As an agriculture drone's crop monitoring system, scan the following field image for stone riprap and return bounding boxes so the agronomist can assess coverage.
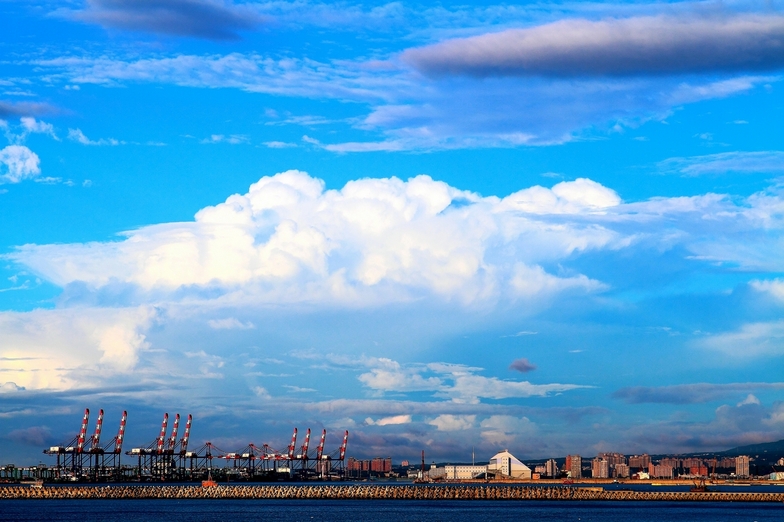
[2,484,784,502]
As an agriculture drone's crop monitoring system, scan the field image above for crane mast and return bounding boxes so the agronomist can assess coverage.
[287,428,298,460]
[339,430,349,461]
[167,413,180,453]
[90,409,104,451]
[316,429,327,460]
[114,411,127,454]
[179,414,192,454]
[76,408,90,453]
[301,428,311,459]
[155,413,169,454]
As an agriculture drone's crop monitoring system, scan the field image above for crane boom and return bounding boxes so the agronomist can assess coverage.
[167,413,180,452]
[90,409,104,450]
[156,413,169,454]
[76,408,90,453]
[339,430,349,461]
[316,429,327,460]
[179,414,192,454]
[301,428,311,459]
[114,411,127,454]
[287,428,298,460]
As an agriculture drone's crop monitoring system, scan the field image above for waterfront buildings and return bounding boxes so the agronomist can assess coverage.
[736,456,750,478]
[591,458,609,479]
[628,454,651,469]
[566,455,582,479]
[544,459,559,478]
[488,450,532,479]
[614,463,630,478]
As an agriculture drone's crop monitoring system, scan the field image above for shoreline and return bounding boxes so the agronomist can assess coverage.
[2,484,784,502]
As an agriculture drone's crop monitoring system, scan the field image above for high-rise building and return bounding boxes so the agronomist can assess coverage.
[592,458,609,478]
[545,459,559,478]
[682,457,703,469]
[613,463,630,478]
[659,457,680,468]
[736,455,750,477]
[598,452,627,466]
[649,463,674,479]
[567,455,582,479]
[628,454,651,469]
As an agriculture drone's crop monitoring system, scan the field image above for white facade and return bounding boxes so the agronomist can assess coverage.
[488,450,532,479]
[444,465,488,480]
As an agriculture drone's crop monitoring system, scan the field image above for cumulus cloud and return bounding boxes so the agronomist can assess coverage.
[0,382,25,393]
[751,278,784,301]
[0,306,157,391]
[612,382,784,404]
[8,171,614,305]
[68,0,264,40]
[659,151,784,176]
[509,358,536,373]
[403,15,784,78]
[0,145,41,183]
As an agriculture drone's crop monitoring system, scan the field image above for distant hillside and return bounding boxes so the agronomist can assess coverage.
[717,439,784,458]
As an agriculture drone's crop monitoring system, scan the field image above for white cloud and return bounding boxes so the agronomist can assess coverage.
[366,414,412,426]
[0,382,25,393]
[0,306,157,391]
[207,317,255,330]
[479,415,536,445]
[9,170,615,306]
[699,320,784,357]
[68,128,122,146]
[201,134,249,144]
[737,394,760,407]
[0,145,41,183]
[429,414,475,431]
[263,141,297,148]
[20,117,58,140]
[357,357,587,404]
[659,151,784,176]
[750,278,784,301]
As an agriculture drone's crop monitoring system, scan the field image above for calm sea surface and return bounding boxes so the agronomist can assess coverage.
[1,499,782,521]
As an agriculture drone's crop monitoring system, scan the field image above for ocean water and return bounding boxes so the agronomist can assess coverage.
[0,500,782,521]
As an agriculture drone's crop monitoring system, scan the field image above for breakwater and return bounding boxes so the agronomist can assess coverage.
[2,485,784,502]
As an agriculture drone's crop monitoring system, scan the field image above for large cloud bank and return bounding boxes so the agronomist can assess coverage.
[11,171,620,305]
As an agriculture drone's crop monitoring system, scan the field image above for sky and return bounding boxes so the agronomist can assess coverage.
[1,0,784,466]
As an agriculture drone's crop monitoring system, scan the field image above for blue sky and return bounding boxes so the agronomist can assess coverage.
[1,0,784,464]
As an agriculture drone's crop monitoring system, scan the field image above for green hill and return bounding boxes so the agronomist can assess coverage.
[717,439,784,458]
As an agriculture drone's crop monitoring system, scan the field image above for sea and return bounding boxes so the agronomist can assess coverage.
[1,499,782,521]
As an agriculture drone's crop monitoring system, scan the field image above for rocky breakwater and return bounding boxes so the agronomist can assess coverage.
[2,485,784,502]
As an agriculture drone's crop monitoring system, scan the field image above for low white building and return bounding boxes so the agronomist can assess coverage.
[488,450,532,479]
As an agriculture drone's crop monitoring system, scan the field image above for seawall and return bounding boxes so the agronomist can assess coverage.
[2,485,784,502]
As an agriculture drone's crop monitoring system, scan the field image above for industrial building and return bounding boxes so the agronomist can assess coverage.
[487,450,532,479]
